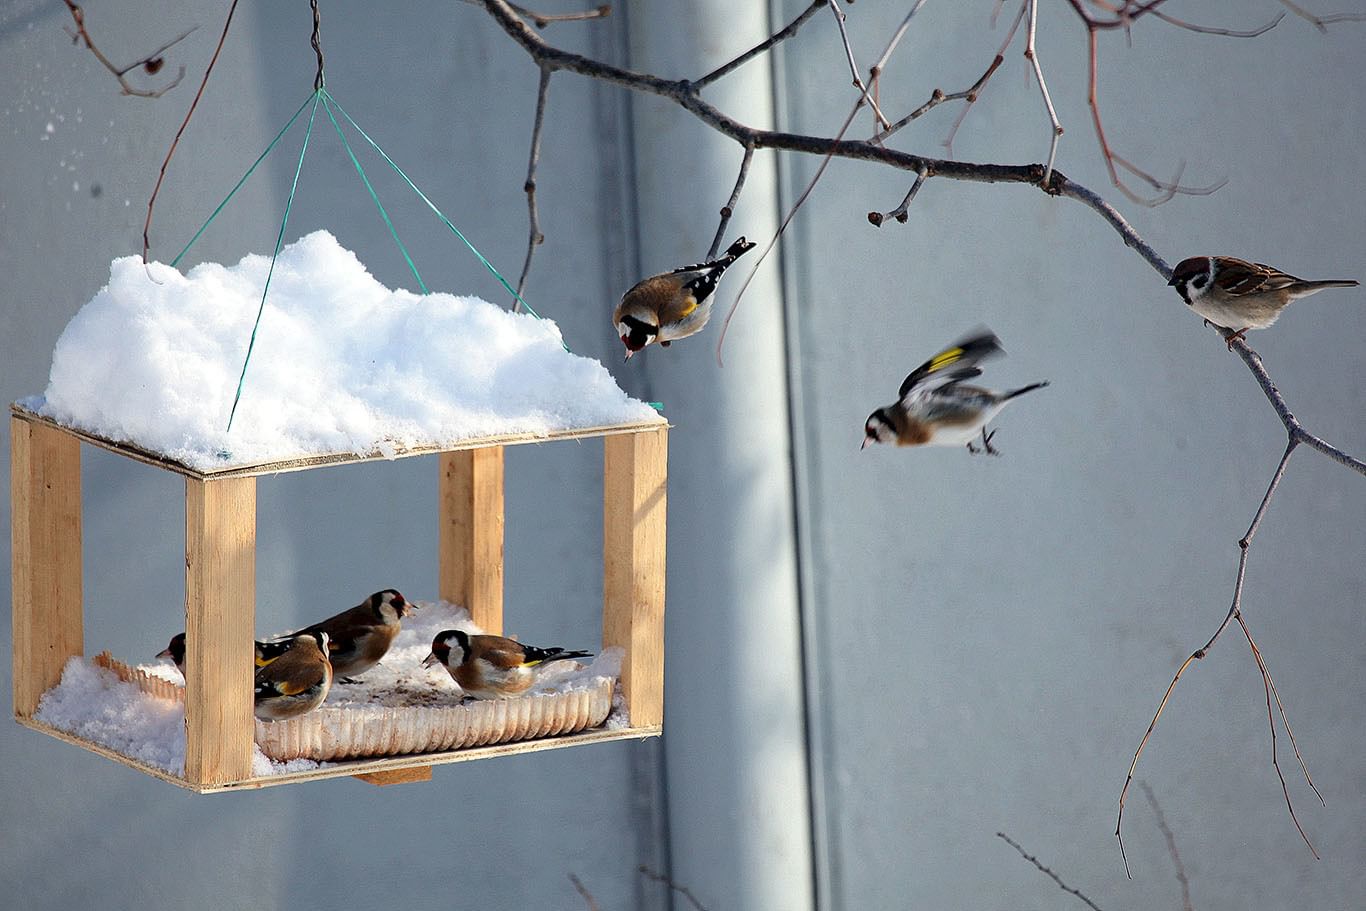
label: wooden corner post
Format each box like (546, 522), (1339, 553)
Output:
(11, 415), (83, 719)
(603, 428), (667, 728)
(184, 476), (256, 786)
(438, 448), (505, 634)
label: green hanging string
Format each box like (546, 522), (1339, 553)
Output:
(320, 93), (428, 294)
(225, 89), (323, 433)
(170, 93), (316, 269)
(320, 88), (546, 321)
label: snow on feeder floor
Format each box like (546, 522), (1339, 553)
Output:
(11, 233), (667, 791)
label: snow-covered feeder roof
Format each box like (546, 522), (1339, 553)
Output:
(19, 231), (663, 475)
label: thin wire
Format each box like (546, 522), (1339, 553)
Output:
(321, 93), (428, 293)
(322, 90), (546, 321)
(225, 89), (322, 432)
(170, 93), (314, 268)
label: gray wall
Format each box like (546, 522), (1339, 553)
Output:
(3, 2), (1365, 910)
(775, 1), (1366, 908)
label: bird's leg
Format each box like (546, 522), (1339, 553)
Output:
(1225, 328), (1249, 350)
(337, 676), (360, 685)
(966, 440), (981, 455)
(982, 427), (1000, 456)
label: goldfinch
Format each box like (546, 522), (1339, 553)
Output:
(614, 236), (756, 358)
(421, 629), (593, 700)
(155, 632), (292, 676)
(253, 632), (333, 721)
(276, 589), (414, 683)
(1169, 256), (1357, 345)
(862, 330), (1047, 455)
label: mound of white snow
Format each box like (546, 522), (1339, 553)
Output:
(29, 230), (660, 470)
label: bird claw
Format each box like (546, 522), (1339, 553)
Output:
(967, 427), (1001, 456)
(1225, 328), (1248, 350)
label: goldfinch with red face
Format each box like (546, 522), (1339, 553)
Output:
(156, 632), (292, 676)
(275, 589), (414, 683)
(614, 237), (756, 358)
(253, 632), (333, 721)
(862, 330), (1047, 455)
(421, 629), (593, 700)
(1168, 256), (1358, 346)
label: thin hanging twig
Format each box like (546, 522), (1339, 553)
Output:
(142, 0), (240, 263)
(514, 65), (552, 306)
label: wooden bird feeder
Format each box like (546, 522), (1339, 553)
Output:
(11, 402), (667, 791)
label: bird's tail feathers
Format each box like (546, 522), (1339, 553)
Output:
(522, 647), (594, 667)
(1002, 380), (1049, 401)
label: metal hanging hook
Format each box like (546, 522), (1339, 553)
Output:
(310, 0), (324, 90)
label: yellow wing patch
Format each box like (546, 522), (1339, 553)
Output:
(926, 346), (964, 373)
(678, 295), (698, 318)
(276, 679), (312, 696)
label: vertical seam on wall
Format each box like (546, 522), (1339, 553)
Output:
(767, 1), (833, 908)
(604, 8), (672, 910)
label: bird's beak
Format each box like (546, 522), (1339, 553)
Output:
(623, 349), (635, 362)
(421, 652), (440, 669)
(155, 647), (172, 660)
(860, 437), (870, 451)
(1166, 275), (1178, 286)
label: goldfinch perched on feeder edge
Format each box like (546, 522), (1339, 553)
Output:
(421, 629), (593, 700)
(253, 632), (333, 721)
(274, 589), (414, 683)
(156, 632), (293, 676)
(1168, 256), (1358, 347)
(614, 236), (756, 358)
(862, 330), (1048, 455)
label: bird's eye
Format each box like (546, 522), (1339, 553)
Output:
(1192, 275), (1207, 289)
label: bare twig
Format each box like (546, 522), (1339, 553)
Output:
(511, 2), (610, 28)
(943, 1), (1027, 154)
(515, 65), (552, 306)
(1278, 0), (1366, 31)
(1151, 9), (1285, 37)
(567, 873), (600, 911)
(142, 0), (240, 263)
(715, 98), (862, 364)
(868, 164), (928, 226)
(1139, 782), (1193, 911)
(696, 0), (825, 89)
(1238, 613), (1321, 858)
(638, 866), (709, 911)
(826, 0), (892, 131)
(1023, 0), (1064, 186)
(61, 1), (191, 98)
(708, 142), (755, 260)
(461, 0), (611, 29)
(1083, 29), (1223, 205)
(996, 832), (1105, 911)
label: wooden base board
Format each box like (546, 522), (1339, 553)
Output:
(16, 716), (661, 793)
